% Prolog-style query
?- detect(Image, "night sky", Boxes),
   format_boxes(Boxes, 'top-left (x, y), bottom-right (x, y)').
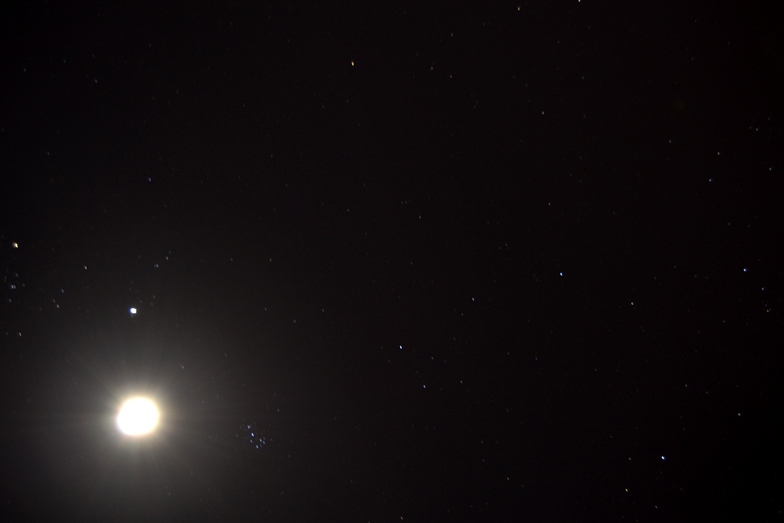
top-left (1, 2), bottom-right (782, 521)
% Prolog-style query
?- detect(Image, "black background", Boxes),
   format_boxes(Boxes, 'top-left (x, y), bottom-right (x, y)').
top-left (1, 2), bottom-right (782, 521)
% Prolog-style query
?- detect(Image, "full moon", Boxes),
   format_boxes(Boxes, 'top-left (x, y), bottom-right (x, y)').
top-left (116, 397), bottom-right (160, 436)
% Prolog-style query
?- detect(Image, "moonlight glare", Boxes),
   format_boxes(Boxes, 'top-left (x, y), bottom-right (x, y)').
top-left (116, 397), bottom-right (160, 436)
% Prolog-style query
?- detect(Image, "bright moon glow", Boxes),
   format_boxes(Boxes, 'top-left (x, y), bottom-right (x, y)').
top-left (129, 307), bottom-right (137, 315)
top-left (116, 397), bottom-right (159, 436)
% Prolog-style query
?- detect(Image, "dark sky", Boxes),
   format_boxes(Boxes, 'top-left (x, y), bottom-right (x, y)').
top-left (1, 2), bottom-right (782, 521)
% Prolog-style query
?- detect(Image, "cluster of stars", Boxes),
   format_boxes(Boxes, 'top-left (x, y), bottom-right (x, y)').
top-left (237, 422), bottom-right (268, 450)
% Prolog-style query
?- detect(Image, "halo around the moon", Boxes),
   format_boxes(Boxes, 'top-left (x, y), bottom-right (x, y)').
top-left (116, 397), bottom-right (160, 436)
